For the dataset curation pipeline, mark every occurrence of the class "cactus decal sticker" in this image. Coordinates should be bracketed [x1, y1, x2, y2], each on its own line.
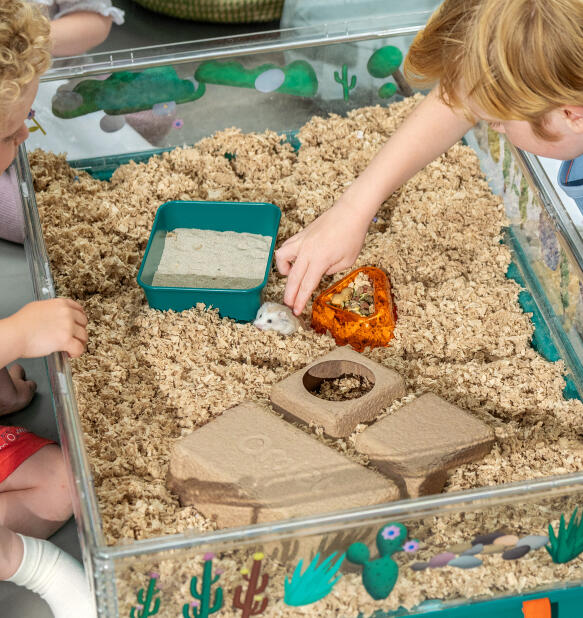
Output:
[546, 507, 583, 564]
[130, 574, 161, 617]
[284, 551, 345, 606]
[347, 522, 408, 600]
[183, 553, 223, 617]
[334, 64, 357, 101]
[233, 553, 269, 617]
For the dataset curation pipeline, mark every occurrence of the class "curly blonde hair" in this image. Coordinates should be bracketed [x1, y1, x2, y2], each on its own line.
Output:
[404, 0, 583, 139]
[0, 0, 51, 106]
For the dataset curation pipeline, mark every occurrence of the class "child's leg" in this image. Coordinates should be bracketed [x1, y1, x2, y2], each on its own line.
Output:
[0, 523, 23, 579]
[0, 524, 96, 618]
[0, 444, 72, 538]
[0, 365, 37, 416]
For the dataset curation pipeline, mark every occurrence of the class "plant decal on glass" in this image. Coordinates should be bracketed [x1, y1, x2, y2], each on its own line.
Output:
[130, 574, 161, 617]
[366, 45, 411, 98]
[284, 551, 345, 606]
[347, 522, 408, 600]
[233, 552, 269, 617]
[333, 64, 357, 101]
[183, 553, 223, 617]
[546, 507, 583, 563]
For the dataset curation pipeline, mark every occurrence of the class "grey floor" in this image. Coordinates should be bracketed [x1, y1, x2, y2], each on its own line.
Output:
[0, 3, 279, 616]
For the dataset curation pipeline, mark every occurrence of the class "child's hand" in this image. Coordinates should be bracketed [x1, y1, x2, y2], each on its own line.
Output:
[8, 299, 88, 359]
[0, 365, 36, 416]
[276, 201, 370, 315]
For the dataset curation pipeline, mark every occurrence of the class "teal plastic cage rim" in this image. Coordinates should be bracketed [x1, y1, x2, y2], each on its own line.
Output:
[505, 226, 583, 401]
[369, 582, 582, 617]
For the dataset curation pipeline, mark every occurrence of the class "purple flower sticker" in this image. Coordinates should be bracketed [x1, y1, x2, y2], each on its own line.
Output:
[190, 600, 200, 607]
[172, 119, 184, 129]
[149, 572, 159, 579]
[203, 552, 215, 561]
[402, 539, 420, 553]
[381, 524, 401, 540]
[27, 109, 36, 119]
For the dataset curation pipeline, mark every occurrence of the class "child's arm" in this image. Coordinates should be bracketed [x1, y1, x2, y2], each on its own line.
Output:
[50, 11, 112, 56]
[0, 298, 88, 368]
[276, 87, 475, 315]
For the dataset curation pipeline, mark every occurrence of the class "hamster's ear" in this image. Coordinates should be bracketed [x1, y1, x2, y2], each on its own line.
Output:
[278, 310, 288, 319]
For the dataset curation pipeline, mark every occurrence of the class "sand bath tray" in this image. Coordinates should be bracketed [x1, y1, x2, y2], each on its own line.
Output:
[137, 199, 280, 322]
[311, 266, 397, 352]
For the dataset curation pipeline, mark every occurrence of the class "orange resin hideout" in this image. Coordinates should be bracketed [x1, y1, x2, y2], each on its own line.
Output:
[311, 266, 397, 352]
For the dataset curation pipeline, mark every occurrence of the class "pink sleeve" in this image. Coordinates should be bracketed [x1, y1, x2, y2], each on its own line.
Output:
[0, 166, 24, 245]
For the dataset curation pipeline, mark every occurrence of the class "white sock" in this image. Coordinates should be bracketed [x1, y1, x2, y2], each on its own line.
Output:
[7, 534, 96, 618]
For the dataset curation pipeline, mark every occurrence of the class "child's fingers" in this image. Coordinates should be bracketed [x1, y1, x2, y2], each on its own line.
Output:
[61, 298, 88, 326]
[275, 241, 298, 276]
[283, 255, 308, 309]
[292, 261, 328, 316]
[8, 364, 26, 381]
[65, 336, 86, 359]
[325, 258, 351, 275]
[72, 323, 88, 346]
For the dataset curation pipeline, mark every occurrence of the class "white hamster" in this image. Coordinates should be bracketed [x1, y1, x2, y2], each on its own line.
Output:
[253, 302, 304, 335]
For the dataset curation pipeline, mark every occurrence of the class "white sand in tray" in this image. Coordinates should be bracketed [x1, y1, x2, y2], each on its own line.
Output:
[152, 227, 272, 289]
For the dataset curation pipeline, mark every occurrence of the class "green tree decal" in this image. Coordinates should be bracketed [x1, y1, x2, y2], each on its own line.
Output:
[367, 46, 412, 98]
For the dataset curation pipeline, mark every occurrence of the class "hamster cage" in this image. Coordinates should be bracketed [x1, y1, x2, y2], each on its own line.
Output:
[15, 6, 583, 617]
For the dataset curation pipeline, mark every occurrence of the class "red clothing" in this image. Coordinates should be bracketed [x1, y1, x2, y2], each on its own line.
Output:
[0, 426, 54, 483]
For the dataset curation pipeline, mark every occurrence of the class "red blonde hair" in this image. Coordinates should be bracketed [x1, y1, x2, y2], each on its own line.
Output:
[404, 0, 583, 138]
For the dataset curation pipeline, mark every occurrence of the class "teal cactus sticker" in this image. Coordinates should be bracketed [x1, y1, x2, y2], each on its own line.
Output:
[546, 507, 583, 563]
[284, 551, 345, 606]
[130, 574, 161, 617]
[52, 67, 205, 119]
[195, 60, 318, 97]
[347, 522, 407, 600]
[183, 553, 223, 617]
[233, 552, 269, 617]
[334, 64, 357, 101]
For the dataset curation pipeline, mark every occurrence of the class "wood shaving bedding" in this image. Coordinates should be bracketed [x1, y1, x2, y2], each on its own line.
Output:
[30, 95, 583, 613]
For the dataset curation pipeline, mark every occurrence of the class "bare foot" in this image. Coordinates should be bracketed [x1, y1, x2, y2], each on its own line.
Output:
[0, 365, 37, 416]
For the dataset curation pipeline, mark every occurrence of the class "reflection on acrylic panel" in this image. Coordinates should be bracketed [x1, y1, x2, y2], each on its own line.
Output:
[48, 45, 406, 141]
